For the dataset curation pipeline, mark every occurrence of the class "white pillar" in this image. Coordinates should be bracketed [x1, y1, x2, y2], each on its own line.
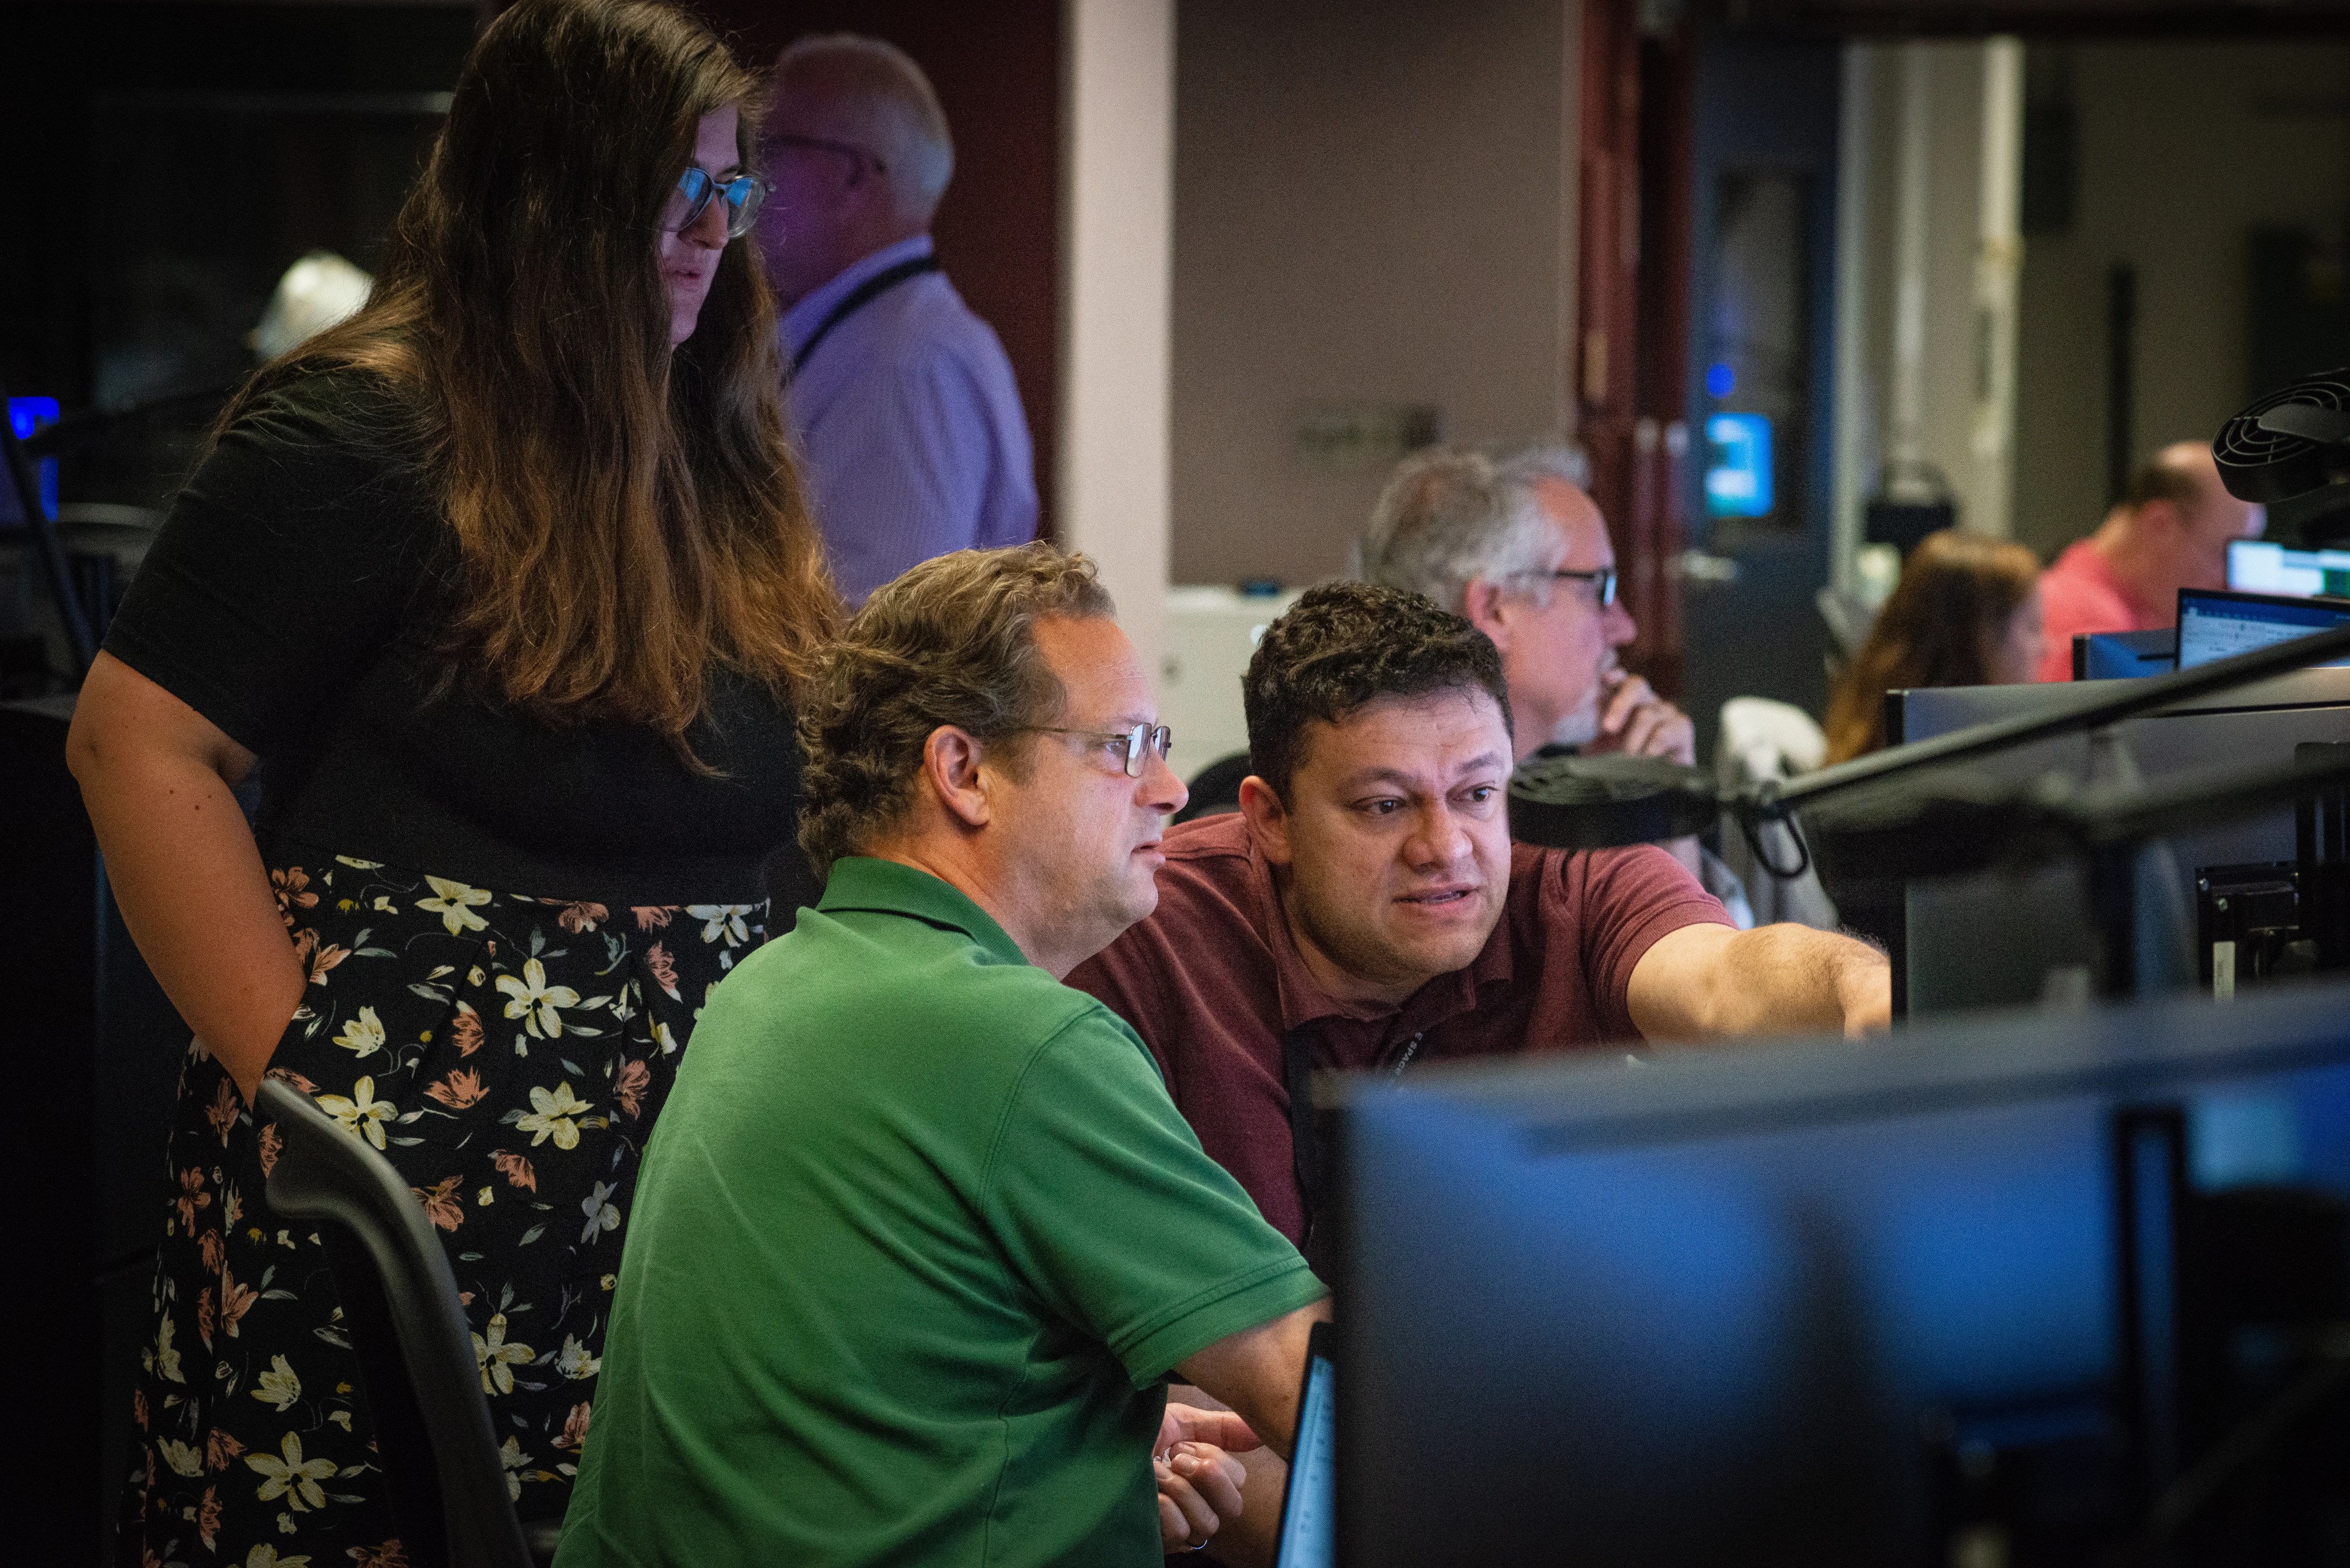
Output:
[1830, 42, 1874, 593]
[1059, 0, 1175, 691]
[1888, 42, 1935, 497]
[1968, 36, 2025, 539]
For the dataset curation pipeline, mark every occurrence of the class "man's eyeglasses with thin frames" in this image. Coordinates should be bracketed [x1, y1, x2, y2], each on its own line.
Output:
[1021, 723, 1174, 778]
[1532, 566, 1617, 606]
[765, 132, 889, 180]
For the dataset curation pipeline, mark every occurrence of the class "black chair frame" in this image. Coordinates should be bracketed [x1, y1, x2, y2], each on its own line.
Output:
[258, 1076, 549, 1568]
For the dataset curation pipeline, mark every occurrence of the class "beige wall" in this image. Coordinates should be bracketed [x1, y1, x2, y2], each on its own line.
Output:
[1169, 0, 1577, 589]
[2013, 42, 2350, 561]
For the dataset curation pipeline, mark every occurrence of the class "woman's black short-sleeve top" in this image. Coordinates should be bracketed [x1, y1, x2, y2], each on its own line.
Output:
[102, 370, 804, 906]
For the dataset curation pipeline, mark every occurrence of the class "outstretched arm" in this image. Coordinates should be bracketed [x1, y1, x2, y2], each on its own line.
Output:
[1626, 920, 1890, 1041]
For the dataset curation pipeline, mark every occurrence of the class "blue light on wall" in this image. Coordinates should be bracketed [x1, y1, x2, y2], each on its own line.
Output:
[1704, 361, 1736, 399]
[7, 396, 60, 522]
[1704, 411, 1773, 519]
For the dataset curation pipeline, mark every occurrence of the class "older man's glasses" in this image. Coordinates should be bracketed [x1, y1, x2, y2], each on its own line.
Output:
[1540, 566, 1618, 607]
[766, 132, 889, 180]
[1025, 722, 1175, 777]
[661, 168, 770, 239]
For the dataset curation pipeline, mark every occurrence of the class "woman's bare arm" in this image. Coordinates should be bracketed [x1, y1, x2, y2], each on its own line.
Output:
[66, 651, 306, 1102]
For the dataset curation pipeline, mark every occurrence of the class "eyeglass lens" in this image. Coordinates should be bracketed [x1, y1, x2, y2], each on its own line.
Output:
[1122, 725, 1174, 776]
[660, 169, 765, 238]
[1555, 568, 1616, 606]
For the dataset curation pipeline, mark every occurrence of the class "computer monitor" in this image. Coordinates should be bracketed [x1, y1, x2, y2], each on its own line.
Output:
[1888, 668, 2350, 1016]
[2177, 587, 2350, 671]
[1271, 1320, 1334, 1568]
[2073, 627, 2176, 681]
[2229, 538, 2350, 600]
[1335, 980, 2350, 1566]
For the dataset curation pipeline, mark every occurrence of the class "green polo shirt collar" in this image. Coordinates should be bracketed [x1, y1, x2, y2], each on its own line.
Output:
[817, 855, 1030, 968]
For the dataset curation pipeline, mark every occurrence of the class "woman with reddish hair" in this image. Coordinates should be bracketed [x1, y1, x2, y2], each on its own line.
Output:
[1823, 530, 2045, 765]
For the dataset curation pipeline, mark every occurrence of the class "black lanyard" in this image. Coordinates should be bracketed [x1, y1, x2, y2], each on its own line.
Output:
[1283, 1026, 1426, 1273]
[788, 254, 942, 376]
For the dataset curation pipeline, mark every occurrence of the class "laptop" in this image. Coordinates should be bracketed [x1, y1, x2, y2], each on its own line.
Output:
[2175, 585, 2350, 670]
[1271, 1320, 1335, 1568]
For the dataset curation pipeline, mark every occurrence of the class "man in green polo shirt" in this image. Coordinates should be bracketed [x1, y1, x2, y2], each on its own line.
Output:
[558, 544, 1329, 1566]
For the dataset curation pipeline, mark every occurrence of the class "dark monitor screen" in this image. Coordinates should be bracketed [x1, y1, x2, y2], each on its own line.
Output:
[2075, 627, 2176, 681]
[1885, 669, 2350, 1016]
[2176, 587, 2350, 671]
[1336, 981, 2350, 1567]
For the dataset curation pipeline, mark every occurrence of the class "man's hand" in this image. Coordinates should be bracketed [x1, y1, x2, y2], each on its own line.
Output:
[1588, 668, 1696, 767]
[1583, 666, 1703, 874]
[1156, 1404, 1256, 1553]
[1834, 951, 1893, 1037]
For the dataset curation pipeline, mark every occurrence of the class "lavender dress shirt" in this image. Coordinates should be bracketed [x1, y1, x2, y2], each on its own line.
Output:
[780, 235, 1038, 604]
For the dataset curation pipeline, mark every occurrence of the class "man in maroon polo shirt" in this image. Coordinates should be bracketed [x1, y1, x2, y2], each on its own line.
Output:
[1068, 582, 1892, 1257]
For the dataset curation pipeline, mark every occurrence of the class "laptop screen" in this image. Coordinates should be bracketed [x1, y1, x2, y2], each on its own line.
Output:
[1272, 1322, 1335, 1568]
[2228, 538, 2350, 599]
[2176, 587, 2350, 670]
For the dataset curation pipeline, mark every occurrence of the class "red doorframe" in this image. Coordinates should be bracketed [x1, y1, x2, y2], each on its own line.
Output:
[1578, 0, 1693, 701]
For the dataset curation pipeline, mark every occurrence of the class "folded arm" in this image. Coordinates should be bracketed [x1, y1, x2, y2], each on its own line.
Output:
[1155, 1300, 1328, 1566]
[1626, 920, 1890, 1041]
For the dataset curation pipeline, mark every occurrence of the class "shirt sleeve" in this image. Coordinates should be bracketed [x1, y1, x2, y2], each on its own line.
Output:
[981, 1006, 1326, 1388]
[1562, 845, 1733, 1040]
[101, 376, 430, 753]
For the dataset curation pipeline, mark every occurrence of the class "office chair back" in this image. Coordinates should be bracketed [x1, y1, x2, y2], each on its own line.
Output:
[258, 1076, 537, 1568]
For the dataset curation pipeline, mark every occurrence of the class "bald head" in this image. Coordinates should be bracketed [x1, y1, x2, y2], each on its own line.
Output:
[770, 36, 951, 220]
[757, 35, 953, 305]
[2108, 441, 2265, 596]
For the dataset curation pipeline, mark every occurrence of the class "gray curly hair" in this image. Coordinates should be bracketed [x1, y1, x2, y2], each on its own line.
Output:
[1360, 443, 1593, 613]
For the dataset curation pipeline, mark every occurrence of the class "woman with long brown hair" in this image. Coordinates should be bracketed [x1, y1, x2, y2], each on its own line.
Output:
[68, 2, 836, 1558]
[1823, 529, 2045, 764]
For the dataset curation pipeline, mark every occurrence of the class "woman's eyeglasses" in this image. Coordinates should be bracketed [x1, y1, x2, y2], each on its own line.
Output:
[661, 168, 770, 239]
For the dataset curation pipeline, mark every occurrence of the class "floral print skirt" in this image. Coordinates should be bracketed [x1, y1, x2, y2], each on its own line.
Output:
[116, 849, 765, 1566]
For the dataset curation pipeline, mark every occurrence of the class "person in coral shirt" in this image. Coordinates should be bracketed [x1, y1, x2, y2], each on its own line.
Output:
[2035, 442, 2266, 681]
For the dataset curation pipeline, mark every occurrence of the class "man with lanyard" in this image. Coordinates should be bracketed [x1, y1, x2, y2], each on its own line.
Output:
[755, 33, 1037, 604]
[1064, 581, 1888, 1561]
[1070, 581, 1892, 1256]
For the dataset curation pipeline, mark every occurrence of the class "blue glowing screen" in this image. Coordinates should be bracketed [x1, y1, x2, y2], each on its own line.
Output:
[7, 396, 60, 523]
[1703, 411, 1773, 519]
